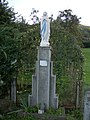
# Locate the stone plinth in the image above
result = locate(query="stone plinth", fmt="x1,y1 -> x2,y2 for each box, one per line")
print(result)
28,46 -> 58,110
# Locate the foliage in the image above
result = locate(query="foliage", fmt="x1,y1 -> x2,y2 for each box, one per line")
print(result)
3,113 -> 35,120
20,98 -> 28,112
0,2 -> 33,96
20,97 -> 38,113
0,2 -> 16,25
82,48 -> 90,85
46,107 -> 65,116
17,24 -> 40,85
0,2 -> 23,97
66,109 -> 83,120
30,8 -> 39,24
50,9 -> 84,107
80,25 -> 90,48
0,24 -> 20,97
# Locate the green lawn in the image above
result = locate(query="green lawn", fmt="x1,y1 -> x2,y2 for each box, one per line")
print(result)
82,48 -> 90,86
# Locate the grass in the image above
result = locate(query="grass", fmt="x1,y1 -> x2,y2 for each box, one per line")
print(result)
2,113 -> 35,120
82,48 -> 90,86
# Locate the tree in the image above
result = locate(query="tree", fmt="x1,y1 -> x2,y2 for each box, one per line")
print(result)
80,25 -> 90,48
0,2 -> 16,25
17,23 -> 40,86
0,2 -> 19,97
50,9 -> 84,108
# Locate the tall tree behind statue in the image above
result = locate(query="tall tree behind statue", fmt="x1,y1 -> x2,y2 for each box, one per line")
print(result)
50,9 -> 84,109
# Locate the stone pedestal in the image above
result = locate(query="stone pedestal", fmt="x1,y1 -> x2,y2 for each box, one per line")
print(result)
28,46 -> 58,110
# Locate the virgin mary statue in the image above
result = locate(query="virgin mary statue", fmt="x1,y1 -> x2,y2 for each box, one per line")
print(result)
40,12 -> 50,46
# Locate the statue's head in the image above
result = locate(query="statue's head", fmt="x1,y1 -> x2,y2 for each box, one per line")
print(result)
43,12 -> 47,16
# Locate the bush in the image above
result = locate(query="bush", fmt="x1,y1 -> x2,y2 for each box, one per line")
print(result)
3,113 -> 35,120
83,42 -> 90,48
46,107 -> 65,116
66,109 -> 83,120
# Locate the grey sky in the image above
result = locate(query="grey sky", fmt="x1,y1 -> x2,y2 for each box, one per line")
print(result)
8,0 -> 90,26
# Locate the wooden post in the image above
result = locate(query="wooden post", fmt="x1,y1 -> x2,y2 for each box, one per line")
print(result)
11,77 -> 17,103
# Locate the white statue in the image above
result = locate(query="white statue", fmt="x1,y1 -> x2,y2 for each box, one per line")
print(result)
40,12 -> 50,46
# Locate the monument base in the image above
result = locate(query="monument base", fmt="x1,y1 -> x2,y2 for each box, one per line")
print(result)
28,46 -> 58,110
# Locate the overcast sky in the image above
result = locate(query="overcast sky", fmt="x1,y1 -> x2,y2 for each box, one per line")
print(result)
7,0 -> 90,26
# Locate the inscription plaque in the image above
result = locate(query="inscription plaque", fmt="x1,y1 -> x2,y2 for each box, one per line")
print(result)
40,60 -> 47,66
